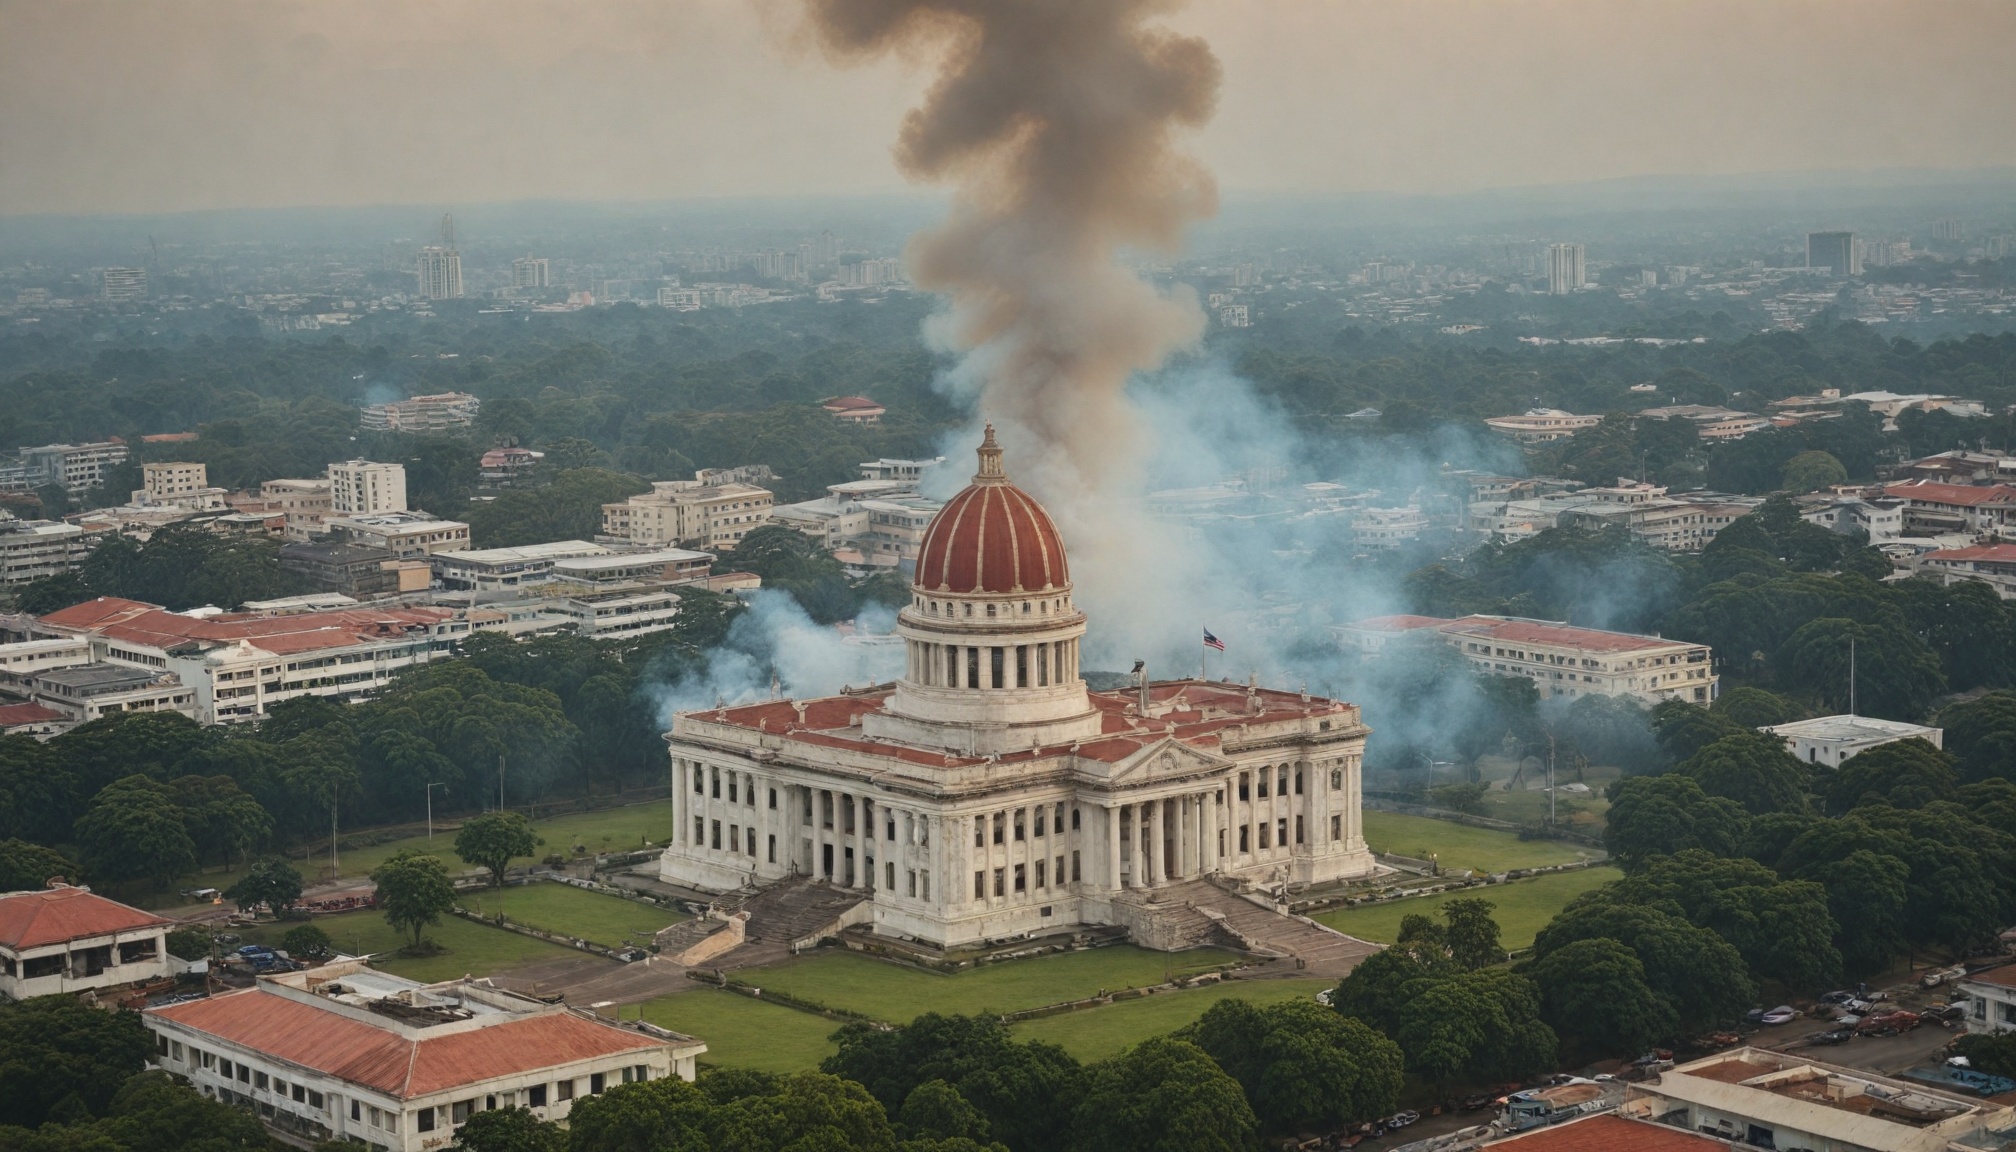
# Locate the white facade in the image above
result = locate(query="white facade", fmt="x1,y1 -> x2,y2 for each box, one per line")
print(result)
145,962 -> 702,1152
1962,967 -> 2016,1035
1761,715 -> 1942,768
602,479 -> 774,551
328,460 -> 409,516
433,540 -> 610,591
0,886 -> 175,1000
1339,614 -> 1718,705
21,441 -> 128,493
0,520 -> 90,584
1547,243 -> 1586,294
660,431 -> 1376,949
326,512 -> 469,558
417,247 -> 462,299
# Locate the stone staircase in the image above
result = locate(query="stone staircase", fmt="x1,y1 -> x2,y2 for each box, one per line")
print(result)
1137,879 -> 1382,979
693,878 -> 871,971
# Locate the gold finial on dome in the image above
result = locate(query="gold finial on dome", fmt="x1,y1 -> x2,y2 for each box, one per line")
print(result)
974,423 -> 1006,483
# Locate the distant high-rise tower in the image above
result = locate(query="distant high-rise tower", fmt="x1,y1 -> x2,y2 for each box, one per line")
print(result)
1932,219 -> 1963,243
1806,231 -> 1860,276
102,267 -> 148,301
511,256 -> 550,289
417,214 -> 464,300
1547,244 -> 1586,295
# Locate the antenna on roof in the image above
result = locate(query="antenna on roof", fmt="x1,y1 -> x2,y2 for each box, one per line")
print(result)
1848,635 -> 1857,717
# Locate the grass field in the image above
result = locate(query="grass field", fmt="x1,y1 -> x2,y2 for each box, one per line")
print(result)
459,882 -> 684,949
738,946 -> 1235,1023
639,990 -> 844,1074
1361,810 -> 1593,874
238,907 -> 582,984
145,799 -> 678,911
1010,979 -> 1331,1061
1313,867 -> 1621,952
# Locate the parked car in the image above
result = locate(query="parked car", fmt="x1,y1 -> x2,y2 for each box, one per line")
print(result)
1804,1029 -> 1854,1045
1693,1031 -> 1742,1050
1819,990 -> 1857,1005
1924,1004 -> 1968,1024
1923,965 -> 1969,988
1458,1094 -> 1496,1112
1385,1111 -> 1420,1129
1760,1006 -> 1799,1026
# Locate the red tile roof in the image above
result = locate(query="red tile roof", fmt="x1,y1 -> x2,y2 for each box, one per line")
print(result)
1964,964 -> 2016,990
1924,544 -> 2016,563
1441,616 -> 1683,654
1342,614 -> 1453,633
1884,481 -> 2016,507
0,701 -> 63,727
38,597 -> 453,659
147,988 -> 667,1099
0,886 -> 171,950
1487,1113 -> 1727,1150
820,395 -> 883,411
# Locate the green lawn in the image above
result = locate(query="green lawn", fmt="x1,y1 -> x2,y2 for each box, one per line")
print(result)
639,990 -> 844,1074
1313,867 -> 1621,952
144,799 -> 678,910
1010,979 -> 1331,1061
459,882 -> 685,950
238,907 -> 585,984
1361,810 -> 1593,874
736,946 -> 1235,1023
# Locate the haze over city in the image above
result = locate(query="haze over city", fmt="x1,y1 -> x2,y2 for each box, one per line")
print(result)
4,5 -> 2016,1152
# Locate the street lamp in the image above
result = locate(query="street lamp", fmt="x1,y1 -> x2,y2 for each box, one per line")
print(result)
427,782 -> 449,839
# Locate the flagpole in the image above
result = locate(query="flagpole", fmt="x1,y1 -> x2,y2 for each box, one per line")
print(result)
1201,639 -> 1208,681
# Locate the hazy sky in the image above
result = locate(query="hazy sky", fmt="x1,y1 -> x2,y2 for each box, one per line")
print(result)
3,0 -> 2012,217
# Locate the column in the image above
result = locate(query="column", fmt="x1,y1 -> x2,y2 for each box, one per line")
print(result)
1107,806 -> 1122,890
1147,800 -> 1163,887
863,797 -> 876,891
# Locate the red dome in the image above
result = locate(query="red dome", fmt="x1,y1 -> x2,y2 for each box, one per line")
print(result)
914,428 -> 1070,595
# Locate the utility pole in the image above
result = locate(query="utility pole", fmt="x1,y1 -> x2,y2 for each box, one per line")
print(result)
498,752 -> 507,812
1849,636 -> 1857,717
330,798 -> 340,881
427,782 -> 446,839
1545,730 -> 1557,828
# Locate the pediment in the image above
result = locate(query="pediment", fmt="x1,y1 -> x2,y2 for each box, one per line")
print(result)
1083,737 -> 1232,785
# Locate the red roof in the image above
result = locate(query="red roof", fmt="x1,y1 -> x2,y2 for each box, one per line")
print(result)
0,886 -> 170,950
0,701 -> 63,727
820,396 -> 884,412
1343,614 -> 1452,633
1487,1113 -> 1727,1150
1884,481 -> 2016,507
914,429 -> 1068,595
1440,615 -> 1681,654
1924,544 -> 2016,563
38,596 -> 453,659
147,988 -> 668,1099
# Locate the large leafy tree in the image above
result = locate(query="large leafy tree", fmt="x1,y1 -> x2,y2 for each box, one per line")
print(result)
1393,968 -> 1556,1089
370,850 -> 457,948
455,811 -> 541,889
1942,692 -> 2016,783
1531,897 -> 1754,1035
1525,937 -> 1678,1057
1777,617 -> 1946,721
224,856 -> 304,917
563,1076 -> 712,1152
168,774 -> 271,867
1442,898 -> 1505,970
1067,1037 -> 1255,1152
706,1071 -> 897,1152
0,998 -> 154,1128
1678,731 -> 1811,816
463,467 -> 650,549
823,1014 -> 1081,1152
0,839 -> 78,890
1823,739 -> 1959,815
1604,774 -> 1749,870
1609,850 -> 1841,991
1184,998 -> 1403,1134
449,1105 -> 564,1152
74,775 -> 198,891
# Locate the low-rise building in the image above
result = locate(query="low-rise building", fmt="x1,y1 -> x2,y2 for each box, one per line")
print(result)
1483,409 -> 1602,443
547,588 -> 682,639
27,663 -> 200,725
1890,449 -> 2016,487
1351,506 -> 1430,548
1338,614 -> 1717,704
358,391 -> 481,433
1801,495 -> 1906,543
820,395 -> 885,424
325,512 -> 470,559
0,884 -> 175,1000
0,635 -> 91,686
433,540 -> 611,591
1761,715 -> 1942,768
1556,481 -> 1758,551
260,478 -> 334,541
478,447 -> 543,488
1960,964 -> 2016,1035
549,549 -> 714,587
1616,1047 -> 2007,1152
19,441 -> 129,494
1882,481 -> 2016,535
0,700 -> 66,737
1911,542 -> 2016,598
142,960 -> 703,1150
602,475 -> 773,551
0,518 -> 91,584
142,462 -> 210,500
859,457 -> 944,484
1637,405 -> 1772,441
280,542 -> 434,598
1482,1112 -> 1728,1150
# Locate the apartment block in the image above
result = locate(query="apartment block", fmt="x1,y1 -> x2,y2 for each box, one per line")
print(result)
1339,613 -> 1718,704
0,519 -> 91,585
358,392 -> 481,434
602,476 -> 773,551
327,460 -> 408,516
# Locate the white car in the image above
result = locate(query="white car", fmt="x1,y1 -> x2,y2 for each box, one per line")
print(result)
1760,1006 -> 1799,1026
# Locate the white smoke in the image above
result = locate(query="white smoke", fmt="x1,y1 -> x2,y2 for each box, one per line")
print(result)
650,591 -> 904,725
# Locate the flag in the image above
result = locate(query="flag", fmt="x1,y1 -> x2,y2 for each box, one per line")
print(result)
1203,628 -> 1226,652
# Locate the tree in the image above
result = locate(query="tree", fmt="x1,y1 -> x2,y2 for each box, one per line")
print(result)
1649,701 -> 1743,762
1796,848 -> 1909,977
1068,1037 -> 1255,1152
1428,782 -> 1488,815
1610,850 -> 1842,991
450,1106 -> 564,1152
1823,738 -> 1958,815
1678,731 -> 1811,816
707,1071 -> 897,1152
1531,896 -> 1754,1036
88,1070 -> 279,1151
0,997 -> 154,1128
0,839 -> 77,890
225,856 -> 303,917
1711,686 -> 1800,729
281,924 -> 334,962
1184,998 -> 1402,1134
1940,691 -> 2016,782
1603,774 -> 1749,870
898,1080 -> 991,1143
370,850 -> 457,948
1777,617 -> 1946,721
455,811 -> 540,888
1393,968 -> 1556,1089
73,775 -> 198,891
822,1014 -> 1082,1152
563,1076 -> 712,1152
1442,898 -> 1505,970
1525,938 -> 1678,1057
168,775 -> 271,868
1780,450 -> 1847,493
464,468 -> 649,549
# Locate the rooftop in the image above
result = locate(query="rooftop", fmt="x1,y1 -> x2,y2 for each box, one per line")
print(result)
1438,615 -> 1692,654
0,702 -> 64,727
1884,481 -> 2016,507
438,540 -> 609,566
35,663 -> 168,693
551,548 -> 713,573
1922,544 -> 2016,563
1762,715 -> 1941,743
0,886 -> 170,951
1485,1113 -> 1728,1151
38,596 -> 454,659
1651,1048 -> 1988,1148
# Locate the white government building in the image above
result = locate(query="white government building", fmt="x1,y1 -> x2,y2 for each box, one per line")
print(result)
659,428 -> 1378,949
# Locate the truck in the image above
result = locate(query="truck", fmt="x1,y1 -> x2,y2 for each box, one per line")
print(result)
1499,1083 -> 1610,1133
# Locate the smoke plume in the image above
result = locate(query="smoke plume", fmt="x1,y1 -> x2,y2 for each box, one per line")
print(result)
800,0 -> 1221,494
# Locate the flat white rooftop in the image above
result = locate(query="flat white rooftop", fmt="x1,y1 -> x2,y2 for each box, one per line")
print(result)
1763,715 -> 1941,743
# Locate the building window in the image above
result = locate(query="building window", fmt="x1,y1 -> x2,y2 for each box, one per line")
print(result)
921,871 -> 931,900
975,821 -> 985,848
1278,818 -> 1289,846
1294,769 -> 1304,795
557,1080 -> 574,1101
1295,816 -> 1304,844
975,871 -> 986,899
768,788 -> 778,809
1259,823 -> 1271,850
908,869 -> 918,897
711,820 -> 721,850
1240,825 -> 1251,853
418,1109 -> 436,1132
711,768 -> 720,799
768,834 -> 777,863
1071,851 -> 1081,881
1331,769 -> 1343,790
746,828 -> 756,857
1278,767 -> 1289,793
1034,808 -> 1046,837
730,825 -> 740,853
1331,815 -> 1342,841
728,775 -> 738,803
994,868 -> 1006,897
452,1100 -> 473,1124
887,862 -> 896,889
990,647 -> 1005,688
1238,773 -> 1250,801
1014,864 -> 1027,893
1257,775 -> 1269,800
694,816 -> 704,843
1014,810 -> 1026,841
1035,859 -> 1047,888
590,1073 -> 606,1095
993,813 -> 1004,844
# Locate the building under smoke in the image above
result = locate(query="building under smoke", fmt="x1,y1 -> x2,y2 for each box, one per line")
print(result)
659,430 -> 1379,949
